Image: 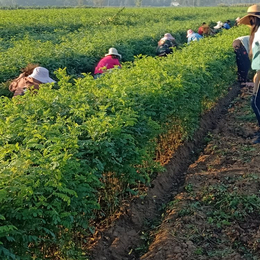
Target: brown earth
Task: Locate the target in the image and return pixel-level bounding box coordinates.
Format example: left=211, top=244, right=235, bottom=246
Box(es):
left=88, top=83, right=260, bottom=260
left=141, top=85, right=260, bottom=260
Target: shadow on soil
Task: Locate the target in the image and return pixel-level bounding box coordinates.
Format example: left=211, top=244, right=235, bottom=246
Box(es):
left=88, top=83, right=241, bottom=260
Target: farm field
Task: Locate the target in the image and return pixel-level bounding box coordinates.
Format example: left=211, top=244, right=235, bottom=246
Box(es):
left=0, top=5, right=257, bottom=260
left=0, top=6, right=251, bottom=85
left=139, top=86, right=260, bottom=260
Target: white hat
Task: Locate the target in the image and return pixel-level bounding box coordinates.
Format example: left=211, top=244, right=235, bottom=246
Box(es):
left=105, top=48, right=122, bottom=59
left=163, top=33, right=175, bottom=41
left=214, top=21, right=223, bottom=29
left=28, top=67, right=55, bottom=83
left=186, top=29, right=194, bottom=38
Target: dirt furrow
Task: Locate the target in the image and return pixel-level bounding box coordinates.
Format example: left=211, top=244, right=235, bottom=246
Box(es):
left=88, top=83, right=241, bottom=260
left=141, top=85, right=260, bottom=260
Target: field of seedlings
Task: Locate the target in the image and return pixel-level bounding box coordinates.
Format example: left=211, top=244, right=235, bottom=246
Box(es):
left=0, top=5, right=254, bottom=260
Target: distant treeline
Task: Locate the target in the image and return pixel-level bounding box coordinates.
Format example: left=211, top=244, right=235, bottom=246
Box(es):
left=0, top=0, right=256, bottom=7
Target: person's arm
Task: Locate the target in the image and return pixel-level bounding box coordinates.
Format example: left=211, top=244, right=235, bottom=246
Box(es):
left=253, top=71, right=260, bottom=94
left=9, top=72, right=25, bottom=92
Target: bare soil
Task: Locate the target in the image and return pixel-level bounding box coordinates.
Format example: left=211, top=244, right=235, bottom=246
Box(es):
left=88, top=83, right=260, bottom=260
left=141, top=86, right=260, bottom=260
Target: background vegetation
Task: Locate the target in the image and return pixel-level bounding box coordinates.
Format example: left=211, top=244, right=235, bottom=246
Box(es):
left=0, top=0, right=257, bottom=7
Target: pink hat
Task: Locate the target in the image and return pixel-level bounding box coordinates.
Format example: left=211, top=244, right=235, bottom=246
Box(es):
left=164, top=33, right=175, bottom=41
left=186, top=29, right=194, bottom=38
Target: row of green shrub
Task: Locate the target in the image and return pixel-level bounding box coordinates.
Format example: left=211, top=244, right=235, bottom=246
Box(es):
left=0, top=22, right=250, bottom=259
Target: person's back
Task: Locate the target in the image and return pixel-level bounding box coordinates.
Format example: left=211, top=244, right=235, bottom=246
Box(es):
left=94, top=48, right=122, bottom=78
left=94, top=55, right=121, bottom=74
left=232, top=36, right=251, bottom=82
left=223, top=20, right=231, bottom=29
left=198, top=22, right=206, bottom=35
left=187, top=29, right=203, bottom=44
left=156, top=33, right=177, bottom=57
left=9, top=65, right=55, bottom=97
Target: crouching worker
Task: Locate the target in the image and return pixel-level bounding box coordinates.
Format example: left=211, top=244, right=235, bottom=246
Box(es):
left=9, top=65, right=55, bottom=97
left=94, top=48, right=122, bottom=79
left=232, top=36, right=251, bottom=83
left=186, top=29, right=203, bottom=44
left=156, top=33, right=178, bottom=57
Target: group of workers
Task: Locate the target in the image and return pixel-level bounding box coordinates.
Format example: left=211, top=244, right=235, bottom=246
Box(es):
left=8, top=5, right=260, bottom=145
left=8, top=17, right=236, bottom=96
left=9, top=47, right=123, bottom=97
left=156, top=20, right=233, bottom=57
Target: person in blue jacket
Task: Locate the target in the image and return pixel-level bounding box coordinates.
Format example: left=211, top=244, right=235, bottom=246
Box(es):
left=186, top=29, right=203, bottom=44
left=223, top=20, right=231, bottom=29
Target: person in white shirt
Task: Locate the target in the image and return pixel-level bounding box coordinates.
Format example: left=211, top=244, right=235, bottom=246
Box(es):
left=232, top=36, right=251, bottom=83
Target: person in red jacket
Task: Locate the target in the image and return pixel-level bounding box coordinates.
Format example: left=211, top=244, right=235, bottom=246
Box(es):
left=198, top=22, right=206, bottom=35
left=94, top=48, right=122, bottom=79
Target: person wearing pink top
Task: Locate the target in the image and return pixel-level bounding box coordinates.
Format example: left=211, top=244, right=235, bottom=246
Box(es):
left=94, top=48, right=122, bottom=79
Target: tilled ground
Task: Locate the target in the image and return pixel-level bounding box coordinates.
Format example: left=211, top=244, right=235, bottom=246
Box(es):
left=140, top=86, right=260, bottom=260
left=88, top=83, right=256, bottom=260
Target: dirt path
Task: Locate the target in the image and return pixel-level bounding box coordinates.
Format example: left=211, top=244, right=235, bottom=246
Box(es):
left=141, top=86, right=260, bottom=260
left=88, top=83, right=247, bottom=260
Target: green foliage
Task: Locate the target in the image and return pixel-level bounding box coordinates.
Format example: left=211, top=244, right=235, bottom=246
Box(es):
left=203, top=184, right=260, bottom=228
left=0, top=6, right=250, bottom=84
left=0, top=6, right=252, bottom=259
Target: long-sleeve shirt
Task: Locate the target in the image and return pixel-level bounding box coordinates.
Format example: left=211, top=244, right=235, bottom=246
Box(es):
left=94, top=55, right=121, bottom=75
left=9, top=73, right=41, bottom=97
left=187, top=33, right=203, bottom=44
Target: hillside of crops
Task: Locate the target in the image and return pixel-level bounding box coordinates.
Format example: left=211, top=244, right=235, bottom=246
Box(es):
left=0, top=6, right=253, bottom=260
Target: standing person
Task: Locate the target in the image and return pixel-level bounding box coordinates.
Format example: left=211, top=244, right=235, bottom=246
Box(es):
left=94, top=48, right=122, bottom=79
left=9, top=65, right=55, bottom=97
left=186, top=29, right=203, bottom=44
left=156, top=33, right=178, bottom=57
left=239, top=4, right=260, bottom=143
left=232, top=36, right=251, bottom=83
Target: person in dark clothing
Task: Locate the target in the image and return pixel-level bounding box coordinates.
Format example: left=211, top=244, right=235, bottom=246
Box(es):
left=156, top=33, right=177, bottom=57
left=232, top=36, right=251, bottom=83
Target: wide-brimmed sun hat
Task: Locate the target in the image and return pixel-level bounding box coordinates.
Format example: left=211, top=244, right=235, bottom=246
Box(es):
left=214, top=21, right=223, bottom=29
left=186, top=29, right=194, bottom=38
left=163, top=33, right=175, bottom=41
left=239, top=4, right=260, bottom=26
left=28, top=67, right=55, bottom=83
left=105, top=48, right=122, bottom=59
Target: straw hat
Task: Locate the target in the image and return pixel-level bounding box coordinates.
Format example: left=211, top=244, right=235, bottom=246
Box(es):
left=214, top=21, right=223, bottom=29
left=105, top=48, right=122, bottom=59
left=28, top=67, right=55, bottom=83
left=186, top=29, right=194, bottom=38
left=239, top=4, right=260, bottom=26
